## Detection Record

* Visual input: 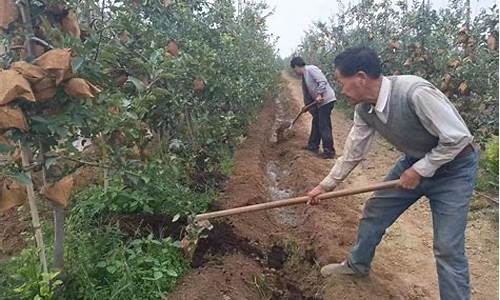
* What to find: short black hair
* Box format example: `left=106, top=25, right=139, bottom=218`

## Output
left=333, top=47, right=381, bottom=78
left=290, top=56, right=306, bottom=68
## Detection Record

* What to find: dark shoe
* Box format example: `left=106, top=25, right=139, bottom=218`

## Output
left=318, top=152, right=336, bottom=159
left=302, top=146, right=319, bottom=154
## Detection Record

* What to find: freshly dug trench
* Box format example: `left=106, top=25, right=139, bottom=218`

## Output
left=276, top=121, right=296, bottom=143
left=108, top=215, right=267, bottom=269
left=275, top=101, right=316, bottom=143
left=190, top=221, right=264, bottom=267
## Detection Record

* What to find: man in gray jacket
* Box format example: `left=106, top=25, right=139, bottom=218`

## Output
left=290, top=57, right=337, bottom=159
left=307, top=47, right=478, bottom=300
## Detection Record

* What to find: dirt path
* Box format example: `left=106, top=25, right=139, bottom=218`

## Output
left=168, top=73, right=498, bottom=299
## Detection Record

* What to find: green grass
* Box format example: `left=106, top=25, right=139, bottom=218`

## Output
left=477, top=136, right=499, bottom=193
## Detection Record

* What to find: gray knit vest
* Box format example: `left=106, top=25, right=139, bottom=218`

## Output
left=355, top=75, right=439, bottom=158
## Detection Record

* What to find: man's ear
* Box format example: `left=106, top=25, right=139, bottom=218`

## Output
left=355, top=71, right=368, bottom=80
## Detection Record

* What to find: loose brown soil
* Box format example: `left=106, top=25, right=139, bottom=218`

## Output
left=0, top=209, right=29, bottom=261
left=107, top=213, right=187, bottom=240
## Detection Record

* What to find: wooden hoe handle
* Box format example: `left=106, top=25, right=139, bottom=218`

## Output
left=195, top=180, right=401, bottom=221
left=291, top=101, right=317, bottom=125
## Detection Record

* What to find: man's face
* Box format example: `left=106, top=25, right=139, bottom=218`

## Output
left=293, top=66, right=305, bottom=76
left=334, top=69, right=368, bottom=105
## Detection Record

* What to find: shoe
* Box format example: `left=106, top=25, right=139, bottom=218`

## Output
left=321, top=260, right=362, bottom=277
left=317, top=152, right=336, bottom=159
left=302, top=146, right=319, bottom=154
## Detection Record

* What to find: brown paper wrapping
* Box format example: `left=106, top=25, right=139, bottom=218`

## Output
left=63, top=78, right=101, bottom=99
left=0, top=179, right=27, bottom=212
left=0, top=70, right=36, bottom=105
left=34, top=48, right=72, bottom=85
left=0, top=105, right=28, bottom=132
left=40, top=175, right=74, bottom=207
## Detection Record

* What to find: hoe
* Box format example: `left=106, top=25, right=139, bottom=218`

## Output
left=182, top=180, right=401, bottom=255
left=275, top=101, right=317, bottom=143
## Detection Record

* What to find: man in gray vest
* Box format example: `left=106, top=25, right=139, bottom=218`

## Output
left=290, top=57, right=337, bottom=159
left=307, top=47, right=478, bottom=300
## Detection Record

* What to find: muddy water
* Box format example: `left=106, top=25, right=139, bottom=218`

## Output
left=265, top=161, right=301, bottom=227
left=266, top=94, right=303, bottom=226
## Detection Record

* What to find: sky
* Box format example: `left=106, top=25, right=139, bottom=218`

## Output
left=264, top=0, right=498, bottom=57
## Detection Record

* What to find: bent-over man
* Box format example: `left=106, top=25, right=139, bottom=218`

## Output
left=308, top=47, right=478, bottom=300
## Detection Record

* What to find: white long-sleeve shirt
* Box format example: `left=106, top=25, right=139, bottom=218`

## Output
left=320, top=76, right=473, bottom=190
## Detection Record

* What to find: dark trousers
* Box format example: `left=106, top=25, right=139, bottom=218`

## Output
left=307, top=101, right=335, bottom=154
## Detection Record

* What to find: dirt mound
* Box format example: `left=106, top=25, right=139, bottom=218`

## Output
left=108, top=213, right=186, bottom=240
left=191, top=221, right=264, bottom=268
left=267, top=245, right=287, bottom=269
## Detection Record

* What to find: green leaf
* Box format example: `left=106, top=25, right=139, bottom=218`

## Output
left=55, top=126, right=69, bottom=138
left=144, top=205, right=153, bottom=214
left=0, top=144, right=12, bottom=153
left=30, top=116, right=50, bottom=124
left=153, top=271, right=163, bottom=280
left=131, top=239, right=143, bottom=246
left=53, top=279, right=63, bottom=287
left=39, top=285, right=50, bottom=296
left=172, top=213, right=180, bottom=222
left=150, top=239, right=161, bottom=245
left=166, top=269, right=178, bottom=277
left=125, top=173, right=139, bottom=186
left=126, top=76, right=146, bottom=94
left=11, top=173, right=31, bottom=185
left=106, top=265, right=117, bottom=274
left=64, top=141, right=79, bottom=153
left=96, top=261, right=107, bottom=268
left=45, top=157, right=58, bottom=169
left=152, top=271, right=163, bottom=280
left=71, top=57, right=84, bottom=72
left=141, top=175, right=150, bottom=184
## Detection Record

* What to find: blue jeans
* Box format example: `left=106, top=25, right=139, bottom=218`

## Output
left=348, top=149, right=479, bottom=300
